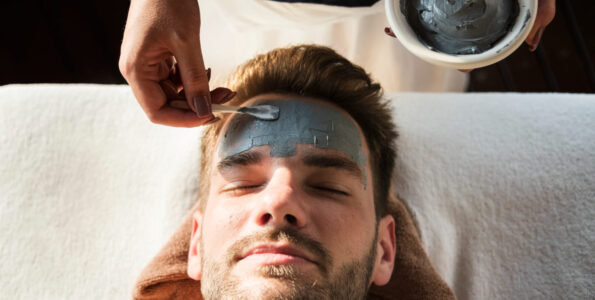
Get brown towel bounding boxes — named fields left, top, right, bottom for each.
left=132, top=196, right=455, bottom=300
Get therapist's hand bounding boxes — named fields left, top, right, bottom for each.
left=119, top=0, right=227, bottom=127
left=526, top=0, right=556, bottom=51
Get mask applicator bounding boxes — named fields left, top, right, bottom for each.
left=169, top=100, right=280, bottom=121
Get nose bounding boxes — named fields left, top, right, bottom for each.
left=255, top=167, right=307, bottom=228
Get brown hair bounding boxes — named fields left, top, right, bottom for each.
left=198, top=45, right=398, bottom=219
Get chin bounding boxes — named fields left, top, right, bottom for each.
left=236, top=277, right=300, bottom=299
left=240, top=267, right=324, bottom=298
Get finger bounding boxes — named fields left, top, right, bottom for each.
left=538, top=0, right=556, bottom=25
left=172, top=38, right=211, bottom=116
left=168, top=87, right=235, bottom=110
left=525, top=0, right=556, bottom=51
left=123, top=57, right=170, bottom=117
left=525, top=20, right=541, bottom=48
left=147, top=105, right=219, bottom=127
left=526, top=25, right=543, bottom=51
left=131, top=81, right=213, bottom=127
left=192, top=95, right=216, bottom=122
left=210, top=87, right=236, bottom=104
left=125, top=58, right=214, bottom=127
left=155, top=59, right=173, bottom=82
left=529, top=28, right=544, bottom=52
left=168, top=99, right=190, bottom=110
left=169, top=64, right=210, bottom=92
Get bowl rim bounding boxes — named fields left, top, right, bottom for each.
left=385, top=0, right=538, bottom=69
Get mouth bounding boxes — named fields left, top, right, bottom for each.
left=238, top=243, right=318, bottom=266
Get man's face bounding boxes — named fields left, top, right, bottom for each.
left=188, top=95, right=395, bottom=299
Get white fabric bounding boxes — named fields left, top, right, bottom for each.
left=200, top=0, right=468, bottom=92
left=0, top=85, right=201, bottom=299
left=391, top=93, right=595, bottom=299
left=1, top=84, right=593, bottom=299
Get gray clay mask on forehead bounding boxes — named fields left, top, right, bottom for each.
left=219, top=99, right=367, bottom=187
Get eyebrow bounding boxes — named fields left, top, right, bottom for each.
left=217, top=150, right=263, bottom=173
left=302, top=154, right=364, bottom=183
left=216, top=150, right=364, bottom=183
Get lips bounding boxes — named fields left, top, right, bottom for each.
left=240, top=243, right=317, bottom=266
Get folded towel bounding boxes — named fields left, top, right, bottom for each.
left=133, top=194, right=455, bottom=299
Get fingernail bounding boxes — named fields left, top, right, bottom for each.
left=384, top=27, right=396, bottom=37
left=222, top=91, right=237, bottom=103
left=206, top=68, right=211, bottom=81
left=193, top=95, right=212, bottom=118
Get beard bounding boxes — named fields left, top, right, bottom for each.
left=200, top=226, right=378, bottom=300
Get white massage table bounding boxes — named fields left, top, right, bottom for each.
left=0, top=84, right=592, bottom=299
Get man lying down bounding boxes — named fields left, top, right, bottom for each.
left=133, top=45, right=455, bottom=300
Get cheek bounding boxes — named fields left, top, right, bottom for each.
left=311, top=202, right=371, bottom=258
left=201, top=199, right=251, bottom=256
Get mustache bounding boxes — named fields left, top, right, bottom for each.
left=226, top=226, right=332, bottom=275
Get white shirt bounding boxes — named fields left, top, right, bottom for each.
left=200, top=0, right=468, bottom=92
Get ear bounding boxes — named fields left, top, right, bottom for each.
left=371, top=214, right=396, bottom=286
left=187, top=210, right=203, bottom=280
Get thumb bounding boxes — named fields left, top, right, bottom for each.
left=174, top=40, right=212, bottom=118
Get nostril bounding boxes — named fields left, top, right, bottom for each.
left=261, top=213, right=272, bottom=224
left=285, top=214, right=297, bottom=225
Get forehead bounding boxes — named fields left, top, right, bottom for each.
left=216, top=97, right=367, bottom=183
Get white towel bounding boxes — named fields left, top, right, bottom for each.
left=391, top=93, right=595, bottom=299
left=0, top=84, right=201, bottom=299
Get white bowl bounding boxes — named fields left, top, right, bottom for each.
left=385, top=0, right=538, bottom=69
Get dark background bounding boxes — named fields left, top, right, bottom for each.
left=1, top=0, right=594, bottom=93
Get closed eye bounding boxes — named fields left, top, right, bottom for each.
left=311, top=185, right=350, bottom=196
left=221, top=184, right=264, bottom=196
